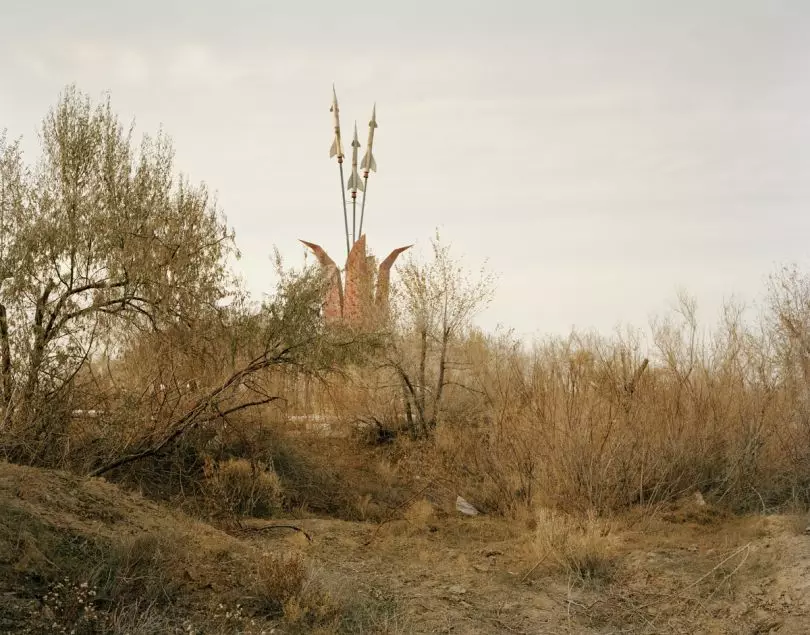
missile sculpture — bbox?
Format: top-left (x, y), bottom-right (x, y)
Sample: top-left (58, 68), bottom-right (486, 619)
top-left (346, 122), bottom-right (365, 243)
top-left (300, 86), bottom-right (410, 329)
top-left (360, 103), bottom-right (377, 173)
top-left (330, 85), bottom-right (351, 257)
top-left (328, 85), bottom-right (344, 160)
top-left (358, 104), bottom-right (377, 238)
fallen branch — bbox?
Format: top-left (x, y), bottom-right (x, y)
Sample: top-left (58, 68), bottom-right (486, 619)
top-left (232, 523), bottom-right (313, 542)
top-left (520, 553), bottom-right (548, 582)
top-left (90, 395), bottom-right (280, 477)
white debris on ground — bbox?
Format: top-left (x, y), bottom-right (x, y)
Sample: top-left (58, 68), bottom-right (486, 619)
top-left (455, 495), bottom-right (480, 516)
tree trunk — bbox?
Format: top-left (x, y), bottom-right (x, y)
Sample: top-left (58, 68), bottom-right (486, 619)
top-left (19, 283), bottom-right (54, 421)
top-left (401, 378), bottom-right (416, 439)
top-left (430, 327), bottom-right (451, 430)
top-left (418, 325), bottom-right (427, 420)
top-left (398, 367), bottom-right (428, 438)
top-left (0, 304), bottom-right (11, 409)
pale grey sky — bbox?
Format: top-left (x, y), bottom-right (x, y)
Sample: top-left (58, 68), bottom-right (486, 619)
top-left (2, 0), bottom-right (809, 338)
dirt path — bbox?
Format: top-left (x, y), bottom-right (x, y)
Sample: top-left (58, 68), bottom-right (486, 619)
top-left (259, 516), bottom-right (575, 634)
top-left (2, 460), bottom-right (808, 634)
top-left (249, 511), bottom-right (810, 634)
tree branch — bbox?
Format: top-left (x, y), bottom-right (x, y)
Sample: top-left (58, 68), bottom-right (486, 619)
top-left (90, 395), bottom-right (280, 477)
top-left (88, 341), bottom-right (305, 478)
top-left (46, 278), bottom-right (131, 340)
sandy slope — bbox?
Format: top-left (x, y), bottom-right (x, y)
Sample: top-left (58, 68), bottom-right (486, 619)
top-left (1, 461), bottom-right (809, 634)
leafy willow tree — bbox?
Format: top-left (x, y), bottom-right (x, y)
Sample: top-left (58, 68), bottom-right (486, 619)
top-left (88, 259), bottom-right (366, 479)
top-left (0, 86), bottom-right (235, 459)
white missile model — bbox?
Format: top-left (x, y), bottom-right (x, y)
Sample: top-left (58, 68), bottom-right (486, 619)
top-left (360, 103), bottom-right (377, 175)
top-left (347, 123), bottom-right (365, 199)
top-left (330, 84), bottom-right (350, 256)
top-left (358, 104), bottom-right (377, 237)
top-left (347, 123), bottom-right (365, 242)
top-left (329, 84), bottom-right (344, 160)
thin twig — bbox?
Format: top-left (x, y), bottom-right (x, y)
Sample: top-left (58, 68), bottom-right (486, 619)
top-left (703, 544), bottom-right (751, 603)
top-left (233, 523), bottom-right (313, 542)
top-left (520, 554), bottom-right (548, 582)
top-left (637, 542), bottom-right (752, 610)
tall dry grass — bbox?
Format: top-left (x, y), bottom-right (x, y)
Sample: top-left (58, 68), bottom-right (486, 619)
top-left (32, 263), bottom-right (810, 524)
top-left (204, 278), bottom-right (810, 522)
top-left (427, 290), bottom-right (810, 516)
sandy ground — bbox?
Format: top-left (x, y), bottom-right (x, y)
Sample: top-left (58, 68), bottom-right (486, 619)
top-left (2, 461), bottom-right (809, 634)
top-left (246, 505), bottom-right (810, 634)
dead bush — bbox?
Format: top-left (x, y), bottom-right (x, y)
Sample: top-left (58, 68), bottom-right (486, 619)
top-left (415, 291), bottom-right (810, 518)
top-left (203, 457), bottom-right (284, 519)
top-left (530, 509), bottom-right (619, 585)
top-left (253, 552), bottom-right (340, 629)
top-left (92, 532), bottom-right (178, 608)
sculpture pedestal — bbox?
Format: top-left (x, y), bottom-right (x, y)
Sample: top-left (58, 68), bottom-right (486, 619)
top-left (300, 235), bottom-right (411, 328)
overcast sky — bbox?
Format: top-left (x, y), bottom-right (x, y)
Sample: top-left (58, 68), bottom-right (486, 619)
top-left (2, 0), bottom-right (808, 339)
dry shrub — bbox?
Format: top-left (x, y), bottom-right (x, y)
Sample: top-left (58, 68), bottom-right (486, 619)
top-left (0, 390), bottom-right (76, 469)
top-left (311, 272), bottom-right (810, 521)
top-left (3, 523), bottom-right (185, 633)
top-left (403, 499), bottom-right (435, 529)
top-left (352, 492), bottom-right (387, 522)
top-left (269, 430), bottom-right (412, 522)
top-left (253, 552), bottom-right (339, 629)
top-left (93, 532), bottom-right (178, 607)
top-left (531, 509), bottom-right (618, 585)
top-left (419, 291), bottom-right (810, 517)
top-left (43, 256), bottom-right (810, 529)
top-left (203, 457), bottom-right (283, 519)
top-left (40, 577), bottom-right (104, 635)
top-left (338, 589), bottom-right (411, 635)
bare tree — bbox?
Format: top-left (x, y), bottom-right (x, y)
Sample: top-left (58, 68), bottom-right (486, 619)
top-left (767, 265), bottom-right (810, 386)
top-left (388, 232), bottom-right (495, 437)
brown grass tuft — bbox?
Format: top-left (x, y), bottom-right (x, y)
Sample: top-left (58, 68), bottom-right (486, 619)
top-left (253, 552), bottom-right (340, 629)
top-left (530, 509), bottom-right (619, 585)
top-left (403, 498), bottom-right (435, 529)
top-left (203, 457), bottom-right (283, 519)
